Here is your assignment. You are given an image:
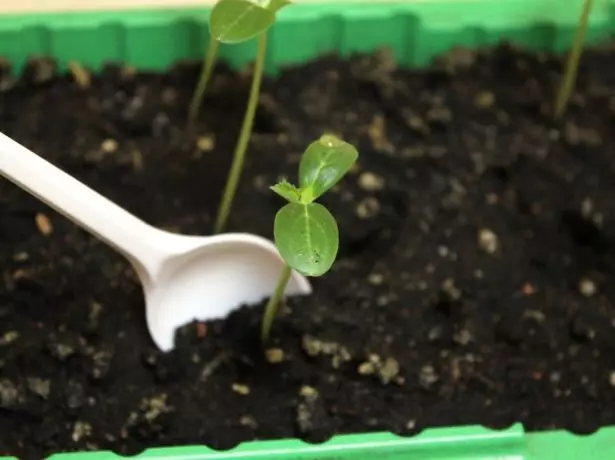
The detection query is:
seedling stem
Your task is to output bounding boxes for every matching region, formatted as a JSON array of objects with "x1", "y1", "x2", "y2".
[
  {"x1": 188, "y1": 39, "x2": 220, "y2": 124},
  {"x1": 214, "y1": 32, "x2": 267, "y2": 233},
  {"x1": 554, "y1": 0, "x2": 593, "y2": 119},
  {"x1": 261, "y1": 263, "x2": 292, "y2": 343}
]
